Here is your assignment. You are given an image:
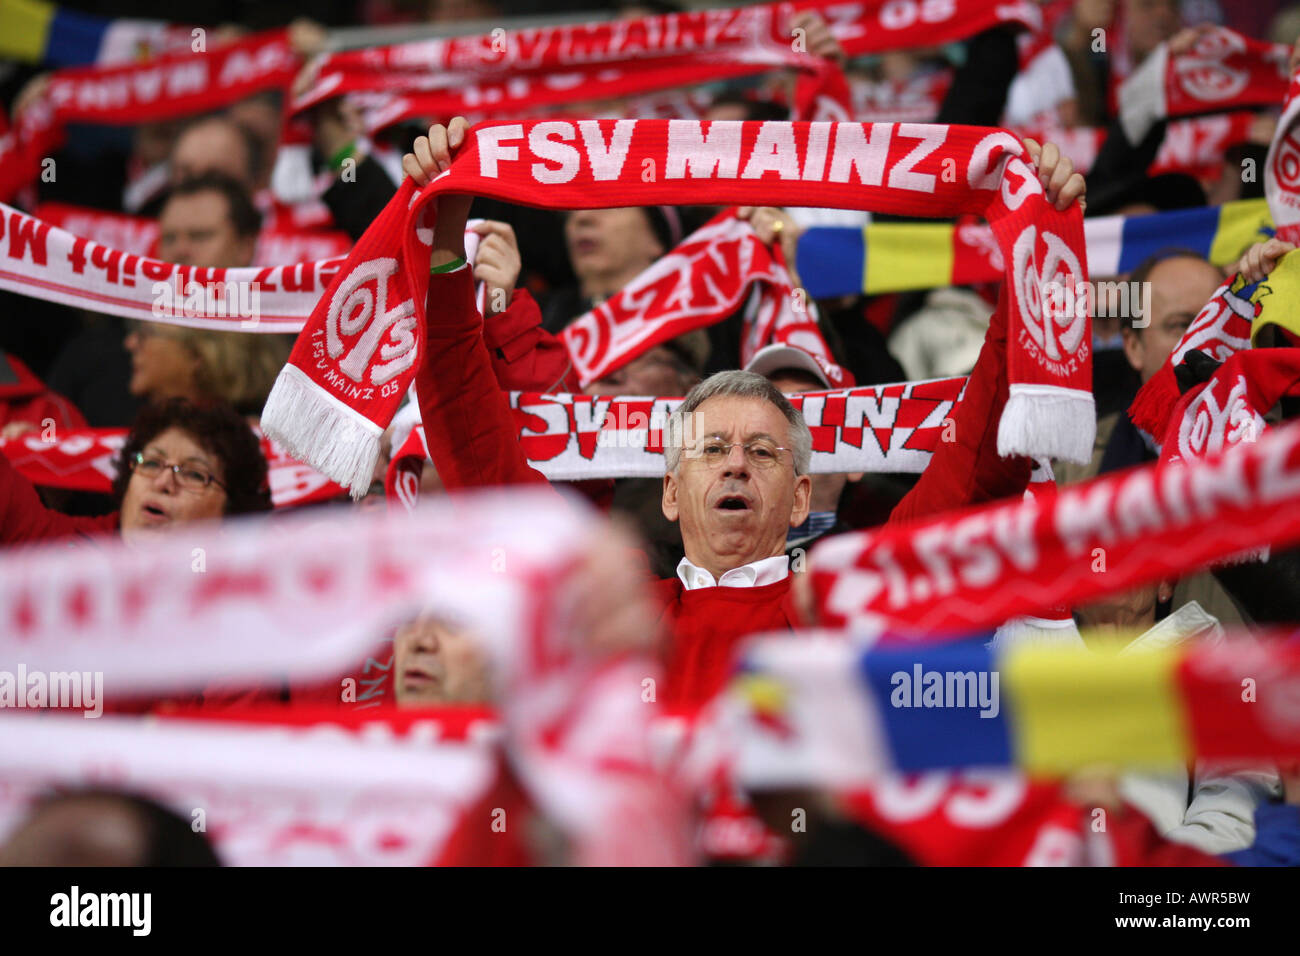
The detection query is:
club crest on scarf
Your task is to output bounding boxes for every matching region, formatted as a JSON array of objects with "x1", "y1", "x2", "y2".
[
  {"x1": 1272, "y1": 119, "x2": 1300, "y2": 210},
  {"x1": 1266, "y1": 68, "x2": 1300, "y2": 240},
  {"x1": 323, "y1": 258, "x2": 418, "y2": 389},
  {"x1": 1163, "y1": 27, "x2": 1289, "y2": 117},
  {"x1": 1171, "y1": 29, "x2": 1253, "y2": 105},
  {"x1": 1011, "y1": 225, "x2": 1088, "y2": 376},
  {"x1": 1176, "y1": 274, "x2": 1266, "y2": 368},
  {"x1": 1160, "y1": 349, "x2": 1300, "y2": 473},
  {"x1": 1129, "y1": 272, "x2": 1274, "y2": 444},
  {"x1": 1176, "y1": 373, "x2": 1262, "y2": 462}
]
